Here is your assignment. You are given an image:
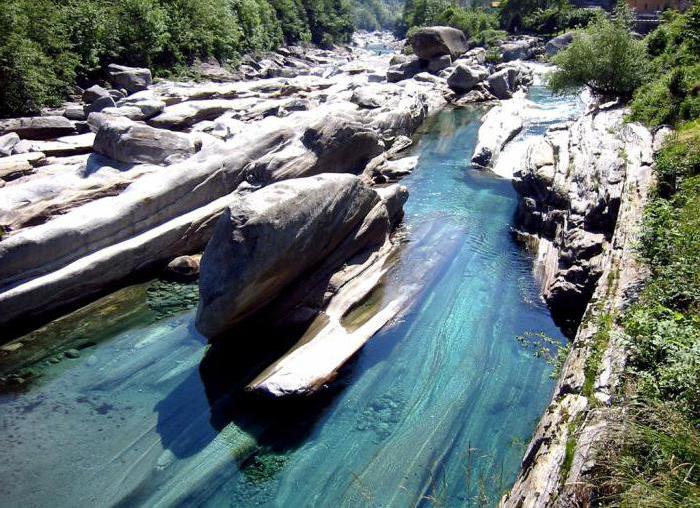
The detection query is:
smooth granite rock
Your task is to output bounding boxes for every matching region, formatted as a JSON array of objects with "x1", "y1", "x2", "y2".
[
  {"x1": 447, "y1": 64, "x2": 488, "y2": 93},
  {"x1": 82, "y1": 85, "x2": 111, "y2": 104},
  {"x1": 195, "y1": 174, "x2": 381, "y2": 338},
  {"x1": 0, "y1": 116, "x2": 76, "y2": 140},
  {"x1": 471, "y1": 100, "x2": 523, "y2": 168},
  {"x1": 93, "y1": 116, "x2": 197, "y2": 165},
  {"x1": 84, "y1": 95, "x2": 116, "y2": 116},
  {"x1": 409, "y1": 26, "x2": 469, "y2": 60},
  {"x1": 0, "y1": 133, "x2": 20, "y2": 156}
]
